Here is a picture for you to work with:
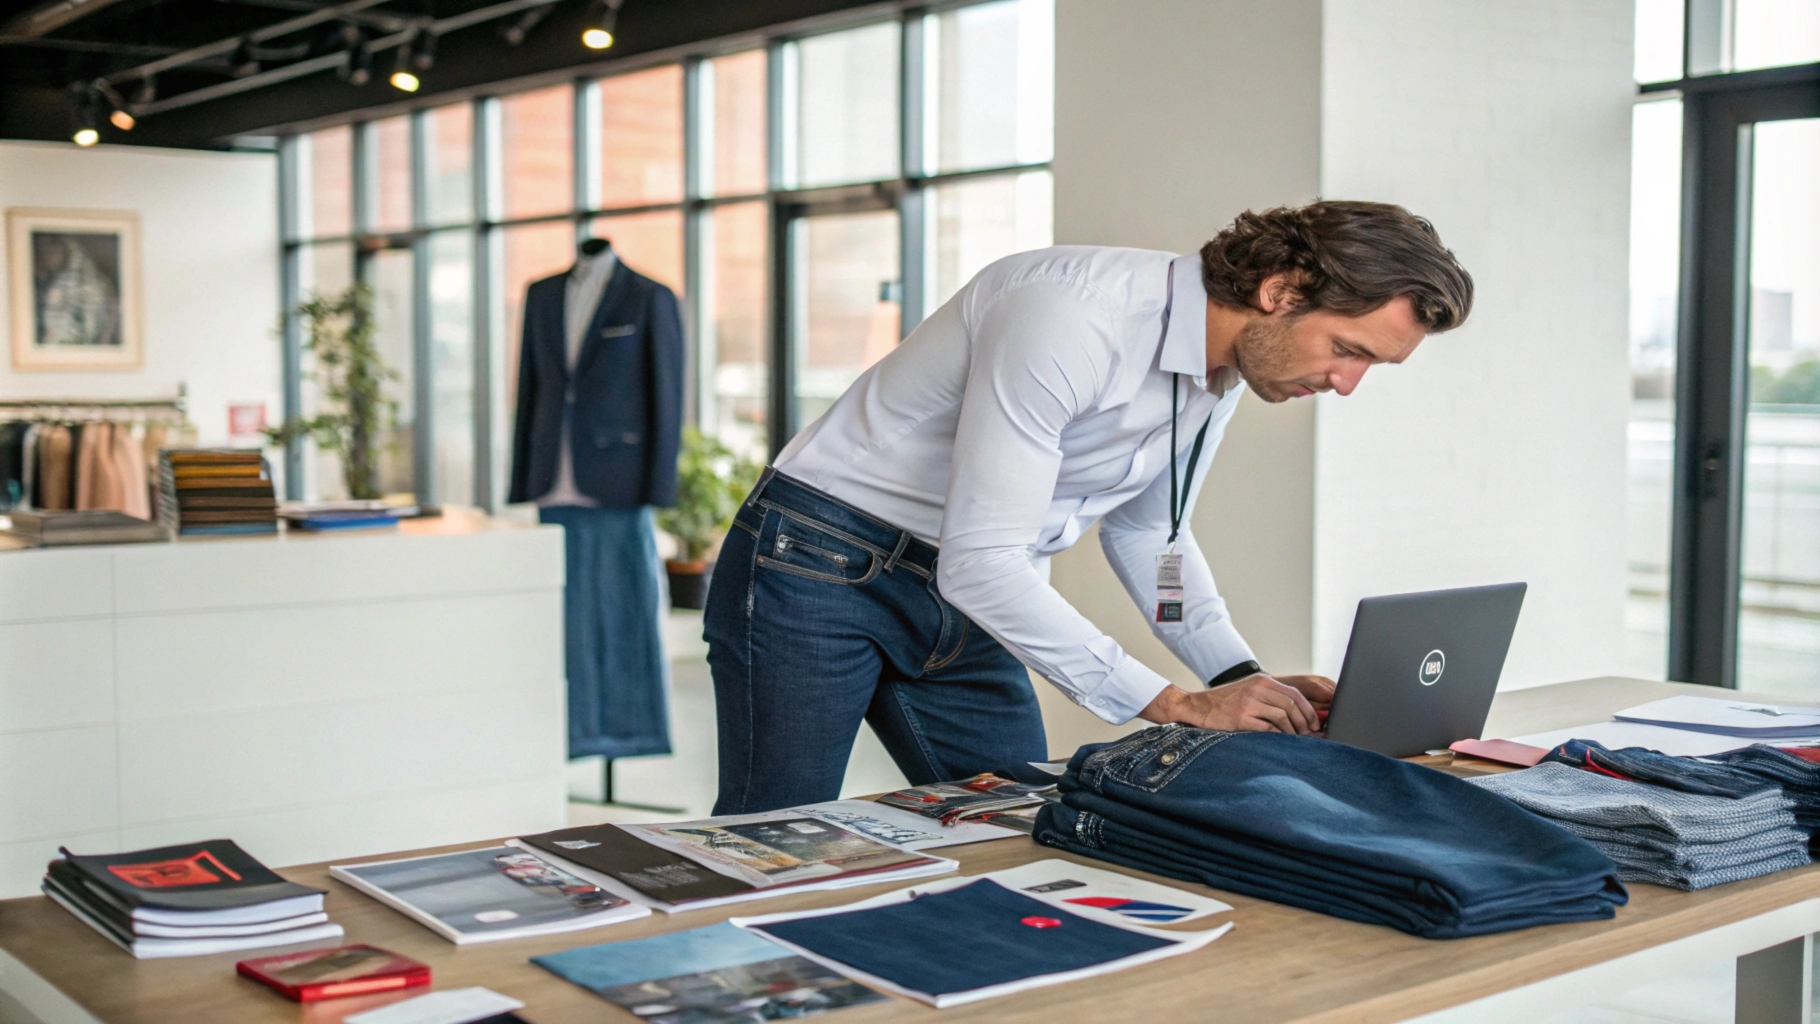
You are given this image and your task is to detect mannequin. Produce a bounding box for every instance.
[509,236,685,800]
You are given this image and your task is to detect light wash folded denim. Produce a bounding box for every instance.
[1032,726,1625,938]
[1543,739,1820,848]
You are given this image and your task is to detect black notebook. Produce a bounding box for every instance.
[58,840,324,913]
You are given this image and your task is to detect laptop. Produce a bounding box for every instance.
[1322,582,1527,758]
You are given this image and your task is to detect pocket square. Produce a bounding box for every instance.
[599,324,636,338]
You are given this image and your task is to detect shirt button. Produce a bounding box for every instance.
[1159,752,1177,765]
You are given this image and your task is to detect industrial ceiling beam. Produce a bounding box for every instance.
[0,0,131,38]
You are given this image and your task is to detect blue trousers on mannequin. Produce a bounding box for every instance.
[540,505,671,761]
[704,470,1048,815]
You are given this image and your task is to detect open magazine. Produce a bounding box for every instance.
[875,774,1056,826]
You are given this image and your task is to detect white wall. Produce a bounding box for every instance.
[1044,0,1635,752]
[0,141,281,448]
[1315,0,1635,688]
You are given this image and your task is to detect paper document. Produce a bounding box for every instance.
[844,859,1233,926]
[618,811,946,889]
[1512,721,1764,758]
[1612,695,1820,737]
[795,800,1019,850]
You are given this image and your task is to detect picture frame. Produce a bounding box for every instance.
[7,207,143,372]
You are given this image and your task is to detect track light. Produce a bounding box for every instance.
[94,80,134,130]
[73,127,99,147]
[501,5,551,45]
[582,0,623,49]
[337,25,373,86]
[70,85,100,146]
[133,76,155,106]
[389,21,434,90]
[388,36,418,91]
[230,36,260,78]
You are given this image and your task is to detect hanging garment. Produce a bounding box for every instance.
[76,422,125,511]
[38,426,73,510]
[0,422,28,510]
[111,422,151,520]
[538,504,671,760]
[18,424,40,510]
[1032,725,1627,938]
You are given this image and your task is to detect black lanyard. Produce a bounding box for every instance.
[1167,373,1213,547]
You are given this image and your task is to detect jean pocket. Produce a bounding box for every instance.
[1080,724,1231,795]
[754,514,880,586]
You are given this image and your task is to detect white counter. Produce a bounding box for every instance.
[0,511,567,897]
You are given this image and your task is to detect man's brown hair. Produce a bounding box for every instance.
[1199,201,1473,332]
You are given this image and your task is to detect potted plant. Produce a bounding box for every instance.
[658,428,760,609]
[264,284,399,500]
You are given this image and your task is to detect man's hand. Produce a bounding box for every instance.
[1138,673,1335,735]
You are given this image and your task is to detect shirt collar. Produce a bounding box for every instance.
[1159,253,1241,397]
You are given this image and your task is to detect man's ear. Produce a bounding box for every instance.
[1254,273,1306,315]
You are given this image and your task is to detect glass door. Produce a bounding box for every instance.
[1737,118,1820,695]
[780,207,901,439]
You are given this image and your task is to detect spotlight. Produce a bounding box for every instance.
[337,26,373,86]
[501,5,551,45]
[388,39,419,92]
[71,85,100,146]
[73,127,99,147]
[94,80,134,130]
[407,22,436,72]
[230,36,260,77]
[582,0,622,49]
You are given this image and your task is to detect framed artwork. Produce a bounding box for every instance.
[7,207,143,371]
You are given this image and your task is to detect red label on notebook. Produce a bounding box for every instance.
[107,850,244,888]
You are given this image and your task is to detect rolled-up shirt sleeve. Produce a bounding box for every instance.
[934,281,1178,724]
[1098,413,1255,685]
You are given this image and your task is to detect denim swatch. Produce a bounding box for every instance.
[1032,726,1626,938]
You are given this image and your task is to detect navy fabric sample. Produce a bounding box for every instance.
[541,504,669,760]
[1034,726,1626,938]
[1542,739,1820,850]
[705,471,1047,814]
[752,879,1172,996]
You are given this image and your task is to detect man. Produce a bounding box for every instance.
[706,201,1474,814]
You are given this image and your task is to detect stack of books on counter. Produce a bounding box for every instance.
[278,499,405,532]
[0,509,168,546]
[157,449,277,536]
[42,840,342,958]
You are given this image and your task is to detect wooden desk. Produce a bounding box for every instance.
[4,676,1818,1024]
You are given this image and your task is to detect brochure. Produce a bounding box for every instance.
[43,884,342,959]
[618,810,955,889]
[533,921,884,1024]
[874,773,1056,825]
[874,859,1232,926]
[795,800,1020,850]
[734,878,1229,1008]
[330,846,649,944]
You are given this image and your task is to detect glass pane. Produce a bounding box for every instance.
[501,85,574,220]
[704,202,768,461]
[305,125,352,239]
[1633,0,1684,82]
[500,221,579,450]
[371,115,413,234]
[929,0,1053,173]
[1624,99,1683,681]
[599,65,684,208]
[792,23,900,188]
[1733,0,1820,74]
[793,210,899,431]
[928,170,1052,312]
[587,210,684,294]
[300,241,354,300]
[369,250,417,498]
[1739,118,1820,696]
[426,104,473,227]
[708,50,767,198]
[429,231,474,506]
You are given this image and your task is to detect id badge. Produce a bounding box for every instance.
[1155,553,1184,623]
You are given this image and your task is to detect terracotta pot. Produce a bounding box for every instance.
[666,559,713,610]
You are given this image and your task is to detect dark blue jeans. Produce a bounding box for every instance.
[1034,726,1627,937]
[705,470,1047,815]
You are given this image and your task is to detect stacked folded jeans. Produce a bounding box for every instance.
[1468,762,1808,890]
[1542,739,1820,851]
[1032,725,1626,938]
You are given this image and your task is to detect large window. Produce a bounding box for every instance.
[279,0,1054,505]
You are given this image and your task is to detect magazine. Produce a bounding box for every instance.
[330,846,650,944]
[874,773,1056,825]
[869,859,1232,926]
[620,811,945,889]
[533,922,883,1024]
[796,800,1020,849]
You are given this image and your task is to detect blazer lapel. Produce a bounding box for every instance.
[539,271,573,386]
[573,264,635,380]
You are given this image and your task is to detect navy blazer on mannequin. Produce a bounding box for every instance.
[508,260,684,508]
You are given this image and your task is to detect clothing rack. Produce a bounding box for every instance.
[0,388,189,425]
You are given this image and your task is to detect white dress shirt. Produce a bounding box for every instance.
[776,246,1254,724]
[538,248,618,508]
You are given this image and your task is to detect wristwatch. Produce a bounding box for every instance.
[1206,660,1263,688]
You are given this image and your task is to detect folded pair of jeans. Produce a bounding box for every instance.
[1467,762,1809,890]
[1032,726,1626,938]
[1542,740,1820,849]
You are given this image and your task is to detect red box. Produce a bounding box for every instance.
[236,944,430,1002]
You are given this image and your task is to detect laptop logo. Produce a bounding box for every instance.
[1419,650,1445,686]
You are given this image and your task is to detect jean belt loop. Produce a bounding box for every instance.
[745,466,777,509]
[882,531,911,574]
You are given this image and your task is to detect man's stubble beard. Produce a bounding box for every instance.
[1231,313,1302,404]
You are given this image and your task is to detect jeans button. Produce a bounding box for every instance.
[1159,751,1177,765]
